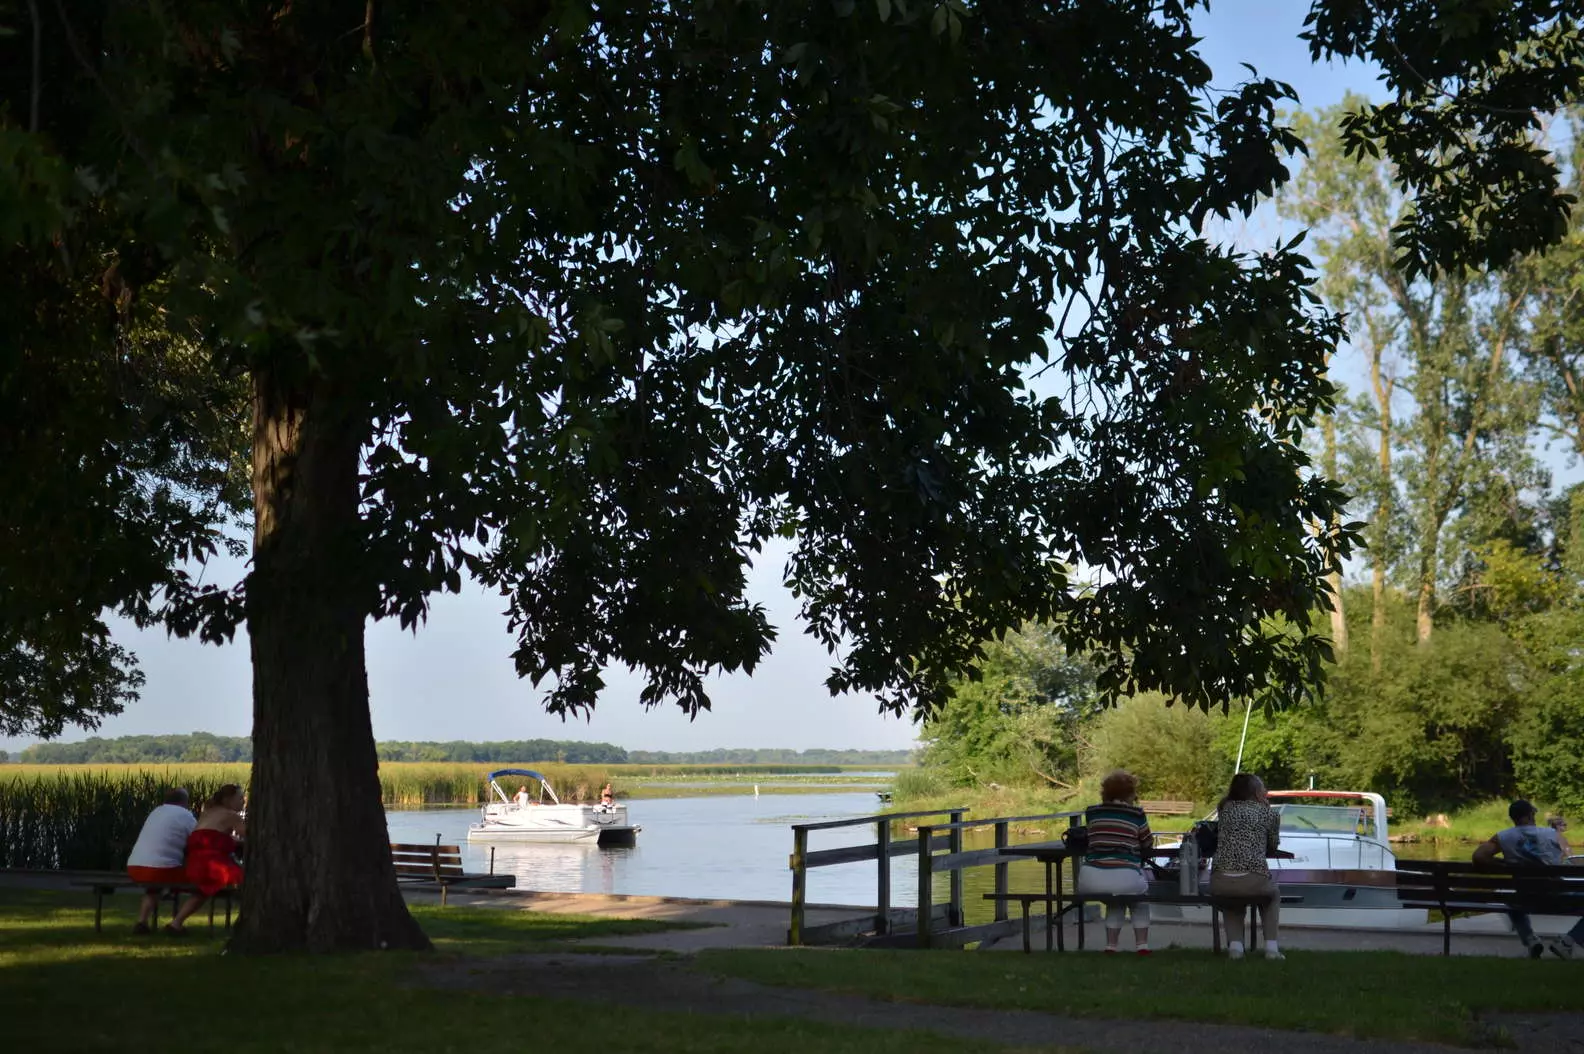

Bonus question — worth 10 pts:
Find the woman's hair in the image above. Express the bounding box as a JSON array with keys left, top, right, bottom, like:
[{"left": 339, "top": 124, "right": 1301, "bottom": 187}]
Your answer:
[
  {"left": 207, "top": 784, "right": 243, "bottom": 810},
  {"left": 1099, "top": 770, "right": 1138, "bottom": 803},
  {"left": 1547, "top": 815, "right": 1568, "bottom": 830},
  {"left": 1220, "top": 772, "right": 1264, "bottom": 806}
]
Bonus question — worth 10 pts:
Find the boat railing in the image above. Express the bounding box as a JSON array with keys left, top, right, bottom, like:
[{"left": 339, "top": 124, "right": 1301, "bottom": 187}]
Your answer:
[{"left": 1276, "top": 831, "right": 1393, "bottom": 870}]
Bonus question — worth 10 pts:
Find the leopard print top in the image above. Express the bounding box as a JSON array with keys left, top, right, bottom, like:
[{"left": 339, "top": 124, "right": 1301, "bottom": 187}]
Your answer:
[{"left": 1212, "top": 799, "right": 1279, "bottom": 876}]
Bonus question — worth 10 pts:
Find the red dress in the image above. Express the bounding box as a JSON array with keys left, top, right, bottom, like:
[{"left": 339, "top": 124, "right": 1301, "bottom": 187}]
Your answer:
[{"left": 185, "top": 828, "right": 244, "bottom": 895}]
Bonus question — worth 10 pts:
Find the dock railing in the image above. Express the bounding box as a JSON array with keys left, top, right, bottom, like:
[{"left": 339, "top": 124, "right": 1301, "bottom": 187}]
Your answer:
[
  {"left": 914, "top": 811, "right": 1082, "bottom": 948},
  {"left": 787, "top": 807, "right": 1084, "bottom": 948},
  {"left": 788, "top": 807, "right": 965, "bottom": 946}
]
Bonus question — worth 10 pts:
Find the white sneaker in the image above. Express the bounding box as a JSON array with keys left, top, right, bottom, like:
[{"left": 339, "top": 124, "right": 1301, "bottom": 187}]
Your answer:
[
  {"left": 1264, "top": 950, "right": 1285, "bottom": 961},
  {"left": 1227, "top": 942, "right": 1245, "bottom": 960}
]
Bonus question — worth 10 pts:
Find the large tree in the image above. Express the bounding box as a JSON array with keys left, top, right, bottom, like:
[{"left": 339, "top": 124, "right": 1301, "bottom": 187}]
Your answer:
[{"left": 1, "top": 0, "right": 1576, "bottom": 952}]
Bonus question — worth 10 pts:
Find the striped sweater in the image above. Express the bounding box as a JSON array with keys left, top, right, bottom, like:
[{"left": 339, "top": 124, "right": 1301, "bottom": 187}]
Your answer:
[{"left": 1083, "top": 801, "right": 1152, "bottom": 869}]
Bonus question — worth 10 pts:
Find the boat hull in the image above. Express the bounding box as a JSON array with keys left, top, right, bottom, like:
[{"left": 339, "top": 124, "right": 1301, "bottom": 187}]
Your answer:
[{"left": 467, "top": 823, "right": 643, "bottom": 845}]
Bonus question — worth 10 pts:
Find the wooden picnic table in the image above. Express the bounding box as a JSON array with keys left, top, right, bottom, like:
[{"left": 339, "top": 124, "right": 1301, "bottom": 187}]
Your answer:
[{"left": 997, "top": 842, "right": 1295, "bottom": 951}]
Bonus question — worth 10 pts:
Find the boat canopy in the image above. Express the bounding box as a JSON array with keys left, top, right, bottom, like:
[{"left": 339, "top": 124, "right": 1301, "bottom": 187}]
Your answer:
[{"left": 486, "top": 768, "right": 549, "bottom": 784}]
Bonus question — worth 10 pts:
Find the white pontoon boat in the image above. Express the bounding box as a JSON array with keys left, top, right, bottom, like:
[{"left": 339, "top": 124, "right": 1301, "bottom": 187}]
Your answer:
[
  {"left": 1152, "top": 789, "right": 1427, "bottom": 928},
  {"left": 466, "top": 768, "right": 640, "bottom": 846}
]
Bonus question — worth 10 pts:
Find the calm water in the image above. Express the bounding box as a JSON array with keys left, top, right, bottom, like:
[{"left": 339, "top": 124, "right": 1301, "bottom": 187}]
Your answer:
[
  {"left": 385, "top": 793, "right": 1462, "bottom": 914},
  {"left": 385, "top": 790, "right": 928, "bottom": 906}
]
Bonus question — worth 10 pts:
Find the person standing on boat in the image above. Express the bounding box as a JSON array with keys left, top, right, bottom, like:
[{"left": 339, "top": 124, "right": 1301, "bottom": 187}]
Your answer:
[
  {"left": 515, "top": 785, "right": 531, "bottom": 808},
  {"left": 1077, "top": 769, "right": 1154, "bottom": 954},
  {"left": 125, "top": 787, "right": 197, "bottom": 936},
  {"left": 1209, "top": 773, "right": 1283, "bottom": 960},
  {"left": 598, "top": 784, "right": 616, "bottom": 811},
  {"left": 1474, "top": 800, "right": 1582, "bottom": 959}
]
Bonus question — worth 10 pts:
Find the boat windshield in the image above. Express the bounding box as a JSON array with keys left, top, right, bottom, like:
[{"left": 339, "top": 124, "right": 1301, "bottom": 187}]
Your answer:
[{"left": 1273, "top": 804, "right": 1376, "bottom": 839}]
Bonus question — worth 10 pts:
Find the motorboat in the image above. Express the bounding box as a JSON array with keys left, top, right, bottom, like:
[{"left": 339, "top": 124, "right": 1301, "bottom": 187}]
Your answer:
[
  {"left": 1151, "top": 789, "right": 1427, "bottom": 929},
  {"left": 466, "top": 768, "right": 640, "bottom": 846}
]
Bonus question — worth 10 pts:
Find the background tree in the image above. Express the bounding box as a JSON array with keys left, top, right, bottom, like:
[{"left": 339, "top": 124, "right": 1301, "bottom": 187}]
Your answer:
[
  {"left": 1283, "top": 101, "right": 1545, "bottom": 649},
  {"left": 918, "top": 624, "right": 1098, "bottom": 791}
]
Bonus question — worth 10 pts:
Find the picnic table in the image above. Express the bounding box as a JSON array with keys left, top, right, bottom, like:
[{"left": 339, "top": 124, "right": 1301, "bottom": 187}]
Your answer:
[{"left": 995, "top": 842, "right": 1295, "bottom": 952}]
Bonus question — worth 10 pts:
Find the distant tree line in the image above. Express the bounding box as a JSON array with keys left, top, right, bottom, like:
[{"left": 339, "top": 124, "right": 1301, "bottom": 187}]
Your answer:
[{"left": 12, "top": 734, "right": 912, "bottom": 768}]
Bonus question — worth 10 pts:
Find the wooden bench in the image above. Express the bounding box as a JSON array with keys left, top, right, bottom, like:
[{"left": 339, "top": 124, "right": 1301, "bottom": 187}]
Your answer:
[
  {"left": 390, "top": 842, "right": 516, "bottom": 906},
  {"left": 1394, "top": 859, "right": 1584, "bottom": 955},
  {"left": 1139, "top": 800, "right": 1194, "bottom": 816},
  {"left": 74, "top": 880, "right": 236, "bottom": 934},
  {"left": 983, "top": 889, "right": 1299, "bottom": 954}
]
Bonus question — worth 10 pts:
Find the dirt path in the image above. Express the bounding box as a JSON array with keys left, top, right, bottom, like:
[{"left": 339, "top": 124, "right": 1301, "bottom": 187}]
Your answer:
[{"left": 418, "top": 952, "right": 1561, "bottom": 1053}]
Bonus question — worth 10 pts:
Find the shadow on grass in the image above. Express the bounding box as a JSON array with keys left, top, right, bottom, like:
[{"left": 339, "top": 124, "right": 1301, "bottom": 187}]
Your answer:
[{"left": 0, "top": 888, "right": 1051, "bottom": 1054}]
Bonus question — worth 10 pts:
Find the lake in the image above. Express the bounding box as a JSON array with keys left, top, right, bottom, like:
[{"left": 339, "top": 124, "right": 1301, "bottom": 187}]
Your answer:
[{"left": 385, "top": 790, "right": 1465, "bottom": 916}]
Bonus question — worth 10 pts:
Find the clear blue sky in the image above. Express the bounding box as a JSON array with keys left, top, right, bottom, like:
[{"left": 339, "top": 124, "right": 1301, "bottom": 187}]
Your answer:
[{"left": 2, "top": 2, "right": 1387, "bottom": 756}]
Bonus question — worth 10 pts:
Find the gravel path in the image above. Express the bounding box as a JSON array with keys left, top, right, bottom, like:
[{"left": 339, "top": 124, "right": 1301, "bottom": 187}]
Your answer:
[{"left": 418, "top": 952, "right": 1559, "bottom": 1053}]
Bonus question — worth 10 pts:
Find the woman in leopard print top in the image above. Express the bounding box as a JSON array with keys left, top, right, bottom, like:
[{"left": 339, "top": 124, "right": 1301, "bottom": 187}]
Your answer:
[{"left": 1209, "top": 773, "right": 1282, "bottom": 959}]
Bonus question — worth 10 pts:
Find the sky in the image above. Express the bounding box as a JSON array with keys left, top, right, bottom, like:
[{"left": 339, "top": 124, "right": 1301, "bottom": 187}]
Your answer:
[{"left": 2, "top": 1, "right": 1392, "bottom": 757}]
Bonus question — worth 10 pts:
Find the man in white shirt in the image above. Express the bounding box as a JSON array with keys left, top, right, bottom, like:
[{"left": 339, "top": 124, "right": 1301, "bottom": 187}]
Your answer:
[
  {"left": 125, "top": 788, "right": 196, "bottom": 935},
  {"left": 1473, "top": 799, "right": 1582, "bottom": 959}
]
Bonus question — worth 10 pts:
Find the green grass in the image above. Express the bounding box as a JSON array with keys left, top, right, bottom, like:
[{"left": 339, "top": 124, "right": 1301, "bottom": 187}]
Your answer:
[
  {"left": 696, "top": 946, "right": 1584, "bottom": 1047},
  {"left": 0, "top": 888, "right": 1050, "bottom": 1054}
]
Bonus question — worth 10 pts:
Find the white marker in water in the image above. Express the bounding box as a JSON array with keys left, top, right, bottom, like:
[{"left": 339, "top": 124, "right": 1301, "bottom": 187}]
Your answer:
[{"left": 754, "top": 784, "right": 759, "bottom": 798}]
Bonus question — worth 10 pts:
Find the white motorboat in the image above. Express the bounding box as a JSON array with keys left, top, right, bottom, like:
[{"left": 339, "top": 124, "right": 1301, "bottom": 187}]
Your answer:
[
  {"left": 467, "top": 768, "right": 641, "bottom": 846},
  {"left": 1152, "top": 789, "right": 1427, "bottom": 929}
]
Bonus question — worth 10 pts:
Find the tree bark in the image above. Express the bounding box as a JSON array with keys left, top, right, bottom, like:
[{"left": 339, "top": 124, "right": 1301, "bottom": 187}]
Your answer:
[
  {"left": 1321, "top": 411, "right": 1348, "bottom": 656},
  {"left": 229, "top": 365, "right": 430, "bottom": 953}
]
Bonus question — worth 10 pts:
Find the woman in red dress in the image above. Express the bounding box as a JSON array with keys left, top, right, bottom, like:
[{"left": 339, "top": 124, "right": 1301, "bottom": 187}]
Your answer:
[{"left": 168, "top": 784, "right": 246, "bottom": 933}]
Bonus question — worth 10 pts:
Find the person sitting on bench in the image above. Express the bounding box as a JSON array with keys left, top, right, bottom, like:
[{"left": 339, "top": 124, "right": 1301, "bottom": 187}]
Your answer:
[
  {"left": 1474, "top": 799, "right": 1582, "bottom": 960},
  {"left": 1209, "top": 772, "right": 1283, "bottom": 961},
  {"left": 125, "top": 787, "right": 197, "bottom": 936},
  {"left": 1078, "top": 769, "right": 1154, "bottom": 955},
  {"left": 166, "top": 784, "right": 247, "bottom": 935}
]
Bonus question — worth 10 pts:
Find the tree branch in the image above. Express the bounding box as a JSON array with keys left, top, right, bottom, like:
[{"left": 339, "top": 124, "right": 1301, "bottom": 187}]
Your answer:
[{"left": 27, "top": 0, "right": 41, "bottom": 132}]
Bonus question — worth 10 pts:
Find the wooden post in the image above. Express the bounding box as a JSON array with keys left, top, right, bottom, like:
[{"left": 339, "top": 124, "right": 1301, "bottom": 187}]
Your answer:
[
  {"left": 948, "top": 810, "right": 964, "bottom": 927},
  {"left": 876, "top": 818, "right": 892, "bottom": 935},
  {"left": 916, "top": 824, "right": 934, "bottom": 949},
  {"left": 993, "top": 820, "right": 1009, "bottom": 923},
  {"left": 788, "top": 827, "right": 808, "bottom": 946}
]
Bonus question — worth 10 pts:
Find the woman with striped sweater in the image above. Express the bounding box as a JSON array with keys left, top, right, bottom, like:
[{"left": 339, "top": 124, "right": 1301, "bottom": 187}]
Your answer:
[{"left": 1077, "top": 769, "right": 1155, "bottom": 954}]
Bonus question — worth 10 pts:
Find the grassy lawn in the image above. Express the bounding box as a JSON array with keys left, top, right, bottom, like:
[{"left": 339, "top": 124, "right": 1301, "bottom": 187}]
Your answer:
[
  {"left": 0, "top": 888, "right": 1052, "bottom": 1054},
  {"left": 697, "top": 946, "right": 1584, "bottom": 1047}
]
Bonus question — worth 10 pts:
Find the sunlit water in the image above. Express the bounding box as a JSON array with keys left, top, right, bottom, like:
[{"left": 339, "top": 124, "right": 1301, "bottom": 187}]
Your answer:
[{"left": 385, "top": 792, "right": 1462, "bottom": 915}]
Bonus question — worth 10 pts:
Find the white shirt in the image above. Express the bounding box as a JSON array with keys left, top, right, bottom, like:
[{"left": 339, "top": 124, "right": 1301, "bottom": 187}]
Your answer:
[
  {"left": 127, "top": 804, "right": 197, "bottom": 869},
  {"left": 515, "top": 791, "right": 530, "bottom": 807}
]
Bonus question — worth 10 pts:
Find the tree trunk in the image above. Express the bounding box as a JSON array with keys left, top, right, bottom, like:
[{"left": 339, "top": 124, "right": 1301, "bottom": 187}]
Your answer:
[
  {"left": 229, "top": 366, "right": 430, "bottom": 953},
  {"left": 1414, "top": 545, "right": 1436, "bottom": 643},
  {"left": 1321, "top": 412, "right": 1348, "bottom": 655},
  {"left": 1369, "top": 345, "right": 1393, "bottom": 673}
]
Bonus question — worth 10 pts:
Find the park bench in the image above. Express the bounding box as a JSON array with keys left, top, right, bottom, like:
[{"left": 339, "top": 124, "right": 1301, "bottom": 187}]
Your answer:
[
  {"left": 1139, "top": 800, "right": 1194, "bottom": 816},
  {"left": 75, "top": 877, "right": 236, "bottom": 934},
  {"left": 1394, "top": 859, "right": 1584, "bottom": 955},
  {"left": 390, "top": 842, "right": 515, "bottom": 906}
]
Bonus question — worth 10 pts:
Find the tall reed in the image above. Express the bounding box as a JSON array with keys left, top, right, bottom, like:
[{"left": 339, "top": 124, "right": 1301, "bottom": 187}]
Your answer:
[{"left": 0, "top": 766, "right": 246, "bottom": 870}]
